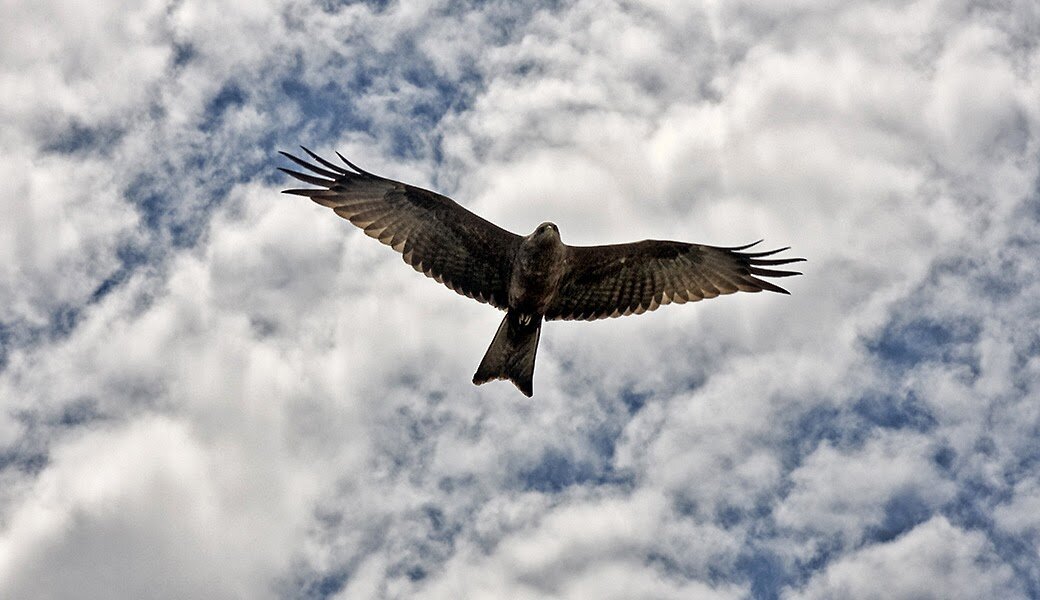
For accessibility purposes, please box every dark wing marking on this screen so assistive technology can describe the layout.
[280,148,522,309]
[545,240,804,321]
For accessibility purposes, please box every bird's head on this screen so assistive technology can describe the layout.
[532,222,560,241]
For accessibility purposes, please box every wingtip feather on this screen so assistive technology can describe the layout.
[278,167,336,187]
[300,146,350,175]
[752,277,792,294]
[279,151,341,179]
[749,266,803,278]
[724,239,764,251]
[336,152,376,177]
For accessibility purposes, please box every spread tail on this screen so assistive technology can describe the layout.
[472,311,541,397]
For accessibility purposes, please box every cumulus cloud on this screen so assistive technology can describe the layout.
[788,516,1022,600]
[1,0,1039,598]
[0,417,307,599]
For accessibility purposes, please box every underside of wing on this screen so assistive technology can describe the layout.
[546,240,804,321]
[279,148,521,308]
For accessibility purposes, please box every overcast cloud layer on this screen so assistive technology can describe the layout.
[2,0,1039,598]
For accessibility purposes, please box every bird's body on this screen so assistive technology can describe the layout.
[509,223,566,317]
[472,223,564,395]
[280,148,804,396]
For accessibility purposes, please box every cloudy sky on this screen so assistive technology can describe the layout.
[2,0,1039,598]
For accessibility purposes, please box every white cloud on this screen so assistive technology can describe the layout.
[0,0,172,130]
[2,0,1039,598]
[787,516,1024,600]
[0,152,138,326]
[775,433,956,551]
[0,417,308,600]
[416,490,745,600]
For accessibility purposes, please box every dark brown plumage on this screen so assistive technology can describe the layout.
[280,148,804,396]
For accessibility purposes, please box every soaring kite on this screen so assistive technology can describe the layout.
[280,148,804,396]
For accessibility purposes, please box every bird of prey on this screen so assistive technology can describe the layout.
[279,148,804,396]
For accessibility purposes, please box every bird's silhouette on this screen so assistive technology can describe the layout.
[280,148,804,396]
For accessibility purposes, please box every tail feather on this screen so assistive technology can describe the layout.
[473,311,541,397]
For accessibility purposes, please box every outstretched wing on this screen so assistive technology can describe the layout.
[546,240,804,321]
[280,148,521,309]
